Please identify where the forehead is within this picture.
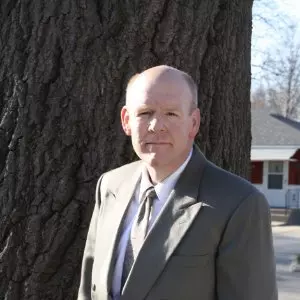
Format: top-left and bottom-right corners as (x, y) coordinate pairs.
(127, 73), (191, 107)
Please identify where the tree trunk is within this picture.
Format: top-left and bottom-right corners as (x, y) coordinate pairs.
(0, 0), (253, 299)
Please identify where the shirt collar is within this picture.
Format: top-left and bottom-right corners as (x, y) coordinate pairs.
(139, 148), (193, 202)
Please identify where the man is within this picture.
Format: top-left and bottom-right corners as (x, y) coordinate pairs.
(78, 65), (277, 300)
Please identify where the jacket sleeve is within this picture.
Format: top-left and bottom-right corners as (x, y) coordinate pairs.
(216, 191), (278, 300)
(77, 175), (103, 300)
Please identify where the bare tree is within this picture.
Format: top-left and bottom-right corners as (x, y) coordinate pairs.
(261, 24), (300, 119)
(251, 84), (267, 108)
(0, 0), (253, 299)
(251, 0), (288, 83)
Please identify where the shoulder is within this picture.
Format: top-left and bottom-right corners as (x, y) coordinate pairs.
(104, 160), (142, 179)
(201, 160), (267, 212)
(205, 161), (255, 193)
(97, 160), (142, 190)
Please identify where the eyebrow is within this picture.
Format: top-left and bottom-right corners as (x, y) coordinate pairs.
(136, 106), (180, 112)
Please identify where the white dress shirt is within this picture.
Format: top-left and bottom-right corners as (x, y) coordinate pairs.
(111, 149), (193, 299)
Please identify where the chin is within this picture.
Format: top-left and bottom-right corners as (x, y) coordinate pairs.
(143, 152), (170, 167)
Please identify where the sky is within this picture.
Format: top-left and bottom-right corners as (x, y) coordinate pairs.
(251, 0), (300, 87)
(274, 0), (300, 20)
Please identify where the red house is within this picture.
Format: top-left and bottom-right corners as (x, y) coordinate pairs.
(251, 109), (300, 208)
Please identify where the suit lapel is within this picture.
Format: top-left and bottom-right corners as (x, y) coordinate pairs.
(96, 163), (143, 293)
(122, 149), (207, 300)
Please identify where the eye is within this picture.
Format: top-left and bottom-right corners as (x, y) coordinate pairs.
(138, 111), (152, 116)
(166, 112), (178, 117)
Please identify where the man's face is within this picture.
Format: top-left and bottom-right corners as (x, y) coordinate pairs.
(121, 73), (200, 172)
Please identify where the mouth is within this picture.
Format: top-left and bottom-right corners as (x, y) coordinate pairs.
(145, 142), (170, 145)
(144, 142), (172, 151)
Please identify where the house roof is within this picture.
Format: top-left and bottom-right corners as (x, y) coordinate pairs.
(251, 108), (300, 146)
(251, 148), (298, 161)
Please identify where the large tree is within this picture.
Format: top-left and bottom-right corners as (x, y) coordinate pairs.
(0, 0), (253, 299)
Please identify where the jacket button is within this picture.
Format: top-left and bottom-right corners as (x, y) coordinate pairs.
(92, 284), (96, 291)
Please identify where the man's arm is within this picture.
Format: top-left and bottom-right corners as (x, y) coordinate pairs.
(77, 176), (103, 300)
(216, 191), (278, 300)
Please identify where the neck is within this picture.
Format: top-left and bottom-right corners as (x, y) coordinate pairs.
(146, 166), (175, 184)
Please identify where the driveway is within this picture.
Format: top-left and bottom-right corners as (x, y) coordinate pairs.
(272, 225), (300, 300)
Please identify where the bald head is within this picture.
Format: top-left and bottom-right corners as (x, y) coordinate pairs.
(126, 65), (198, 111)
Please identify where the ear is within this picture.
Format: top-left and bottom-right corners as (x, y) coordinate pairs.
(121, 106), (132, 136)
(189, 108), (201, 139)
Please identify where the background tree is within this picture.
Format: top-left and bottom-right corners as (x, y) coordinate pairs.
(251, 9), (300, 120)
(0, 0), (253, 299)
(261, 24), (300, 119)
(251, 0), (288, 83)
(251, 84), (267, 108)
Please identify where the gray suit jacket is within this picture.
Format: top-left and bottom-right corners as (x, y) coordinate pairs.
(78, 149), (277, 300)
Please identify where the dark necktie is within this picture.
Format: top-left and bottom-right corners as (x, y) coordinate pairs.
(121, 186), (157, 286)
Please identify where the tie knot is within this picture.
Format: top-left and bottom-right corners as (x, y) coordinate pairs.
(143, 186), (157, 202)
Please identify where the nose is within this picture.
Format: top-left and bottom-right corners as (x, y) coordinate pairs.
(148, 115), (166, 132)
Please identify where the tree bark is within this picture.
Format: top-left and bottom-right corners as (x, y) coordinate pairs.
(0, 0), (253, 299)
